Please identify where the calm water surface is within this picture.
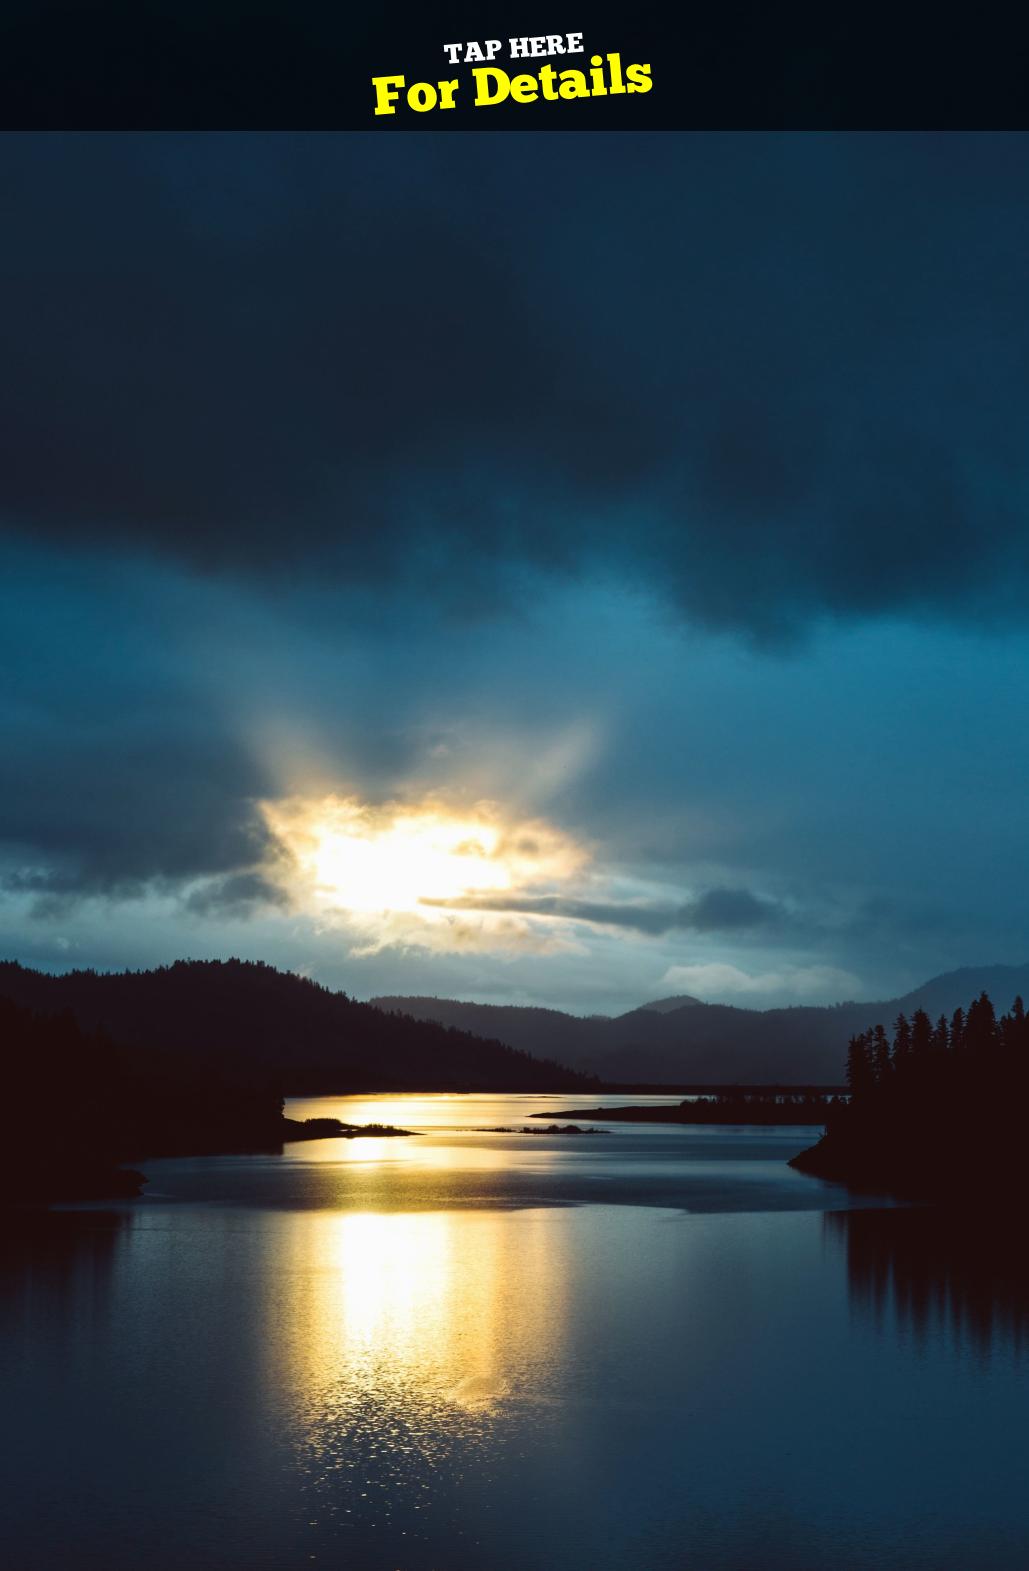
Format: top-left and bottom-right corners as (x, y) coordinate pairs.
(2, 1094), (1027, 1570)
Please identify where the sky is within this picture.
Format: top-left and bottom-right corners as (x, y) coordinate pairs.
(2, 132), (1028, 1015)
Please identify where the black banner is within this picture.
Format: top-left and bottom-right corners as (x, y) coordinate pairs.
(1, 2), (1028, 129)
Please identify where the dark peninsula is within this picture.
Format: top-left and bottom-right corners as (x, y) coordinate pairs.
(531, 1089), (845, 1126)
(0, 959), (593, 1205)
(790, 990), (1029, 1199)
(0, 996), (420, 1204)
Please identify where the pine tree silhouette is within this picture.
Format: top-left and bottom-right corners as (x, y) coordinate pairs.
(792, 988), (1029, 1198)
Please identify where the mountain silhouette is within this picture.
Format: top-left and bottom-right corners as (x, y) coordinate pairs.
(0, 960), (593, 1093)
(373, 963), (1029, 1083)
(637, 994), (704, 1013)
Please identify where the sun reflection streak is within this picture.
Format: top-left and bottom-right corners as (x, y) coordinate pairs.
(267, 1206), (568, 1494)
(328, 1212), (454, 1351)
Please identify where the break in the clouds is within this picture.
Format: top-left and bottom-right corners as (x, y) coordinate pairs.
(3, 133), (1029, 1012)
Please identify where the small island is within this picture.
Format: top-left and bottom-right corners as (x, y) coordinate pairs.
(478, 1124), (609, 1135)
(790, 990), (1029, 1199)
(281, 1117), (414, 1140)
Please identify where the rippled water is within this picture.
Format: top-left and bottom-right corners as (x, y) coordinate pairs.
(2, 1095), (1027, 1570)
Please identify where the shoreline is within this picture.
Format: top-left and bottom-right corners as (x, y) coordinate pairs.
(530, 1101), (838, 1127)
(3, 1117), (416, 1208)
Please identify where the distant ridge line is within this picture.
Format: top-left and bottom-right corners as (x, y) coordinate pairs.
(372, 962), (1029, 1084)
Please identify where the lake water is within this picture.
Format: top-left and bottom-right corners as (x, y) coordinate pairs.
(3, 1093), (1028, 1570)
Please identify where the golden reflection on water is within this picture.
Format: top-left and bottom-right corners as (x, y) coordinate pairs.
(285, 1133), (518, 1175)
(331, 1096), (440, 1130)
(326, 1212), (455, 1357)
(265, 1207), (568, 1526)
(285, 1091), (584, 1131)
(275, 1206), (565, 1409)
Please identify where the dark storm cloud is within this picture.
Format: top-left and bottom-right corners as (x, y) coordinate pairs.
(419, 886), (783, 935)
(3, 135), (1029, 636)
(686, 888), (778, 931)
(0, 727), (275, 908)
(184, 870), (290, 917)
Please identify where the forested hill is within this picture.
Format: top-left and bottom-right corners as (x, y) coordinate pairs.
(371, 997), (610, 1073)
(0, 960), (593, 1092)
(791, 989), (1029, 1197)
(374, 963), (1029, 1084)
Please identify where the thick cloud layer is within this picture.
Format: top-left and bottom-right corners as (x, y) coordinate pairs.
(3, 135), (1029, 638)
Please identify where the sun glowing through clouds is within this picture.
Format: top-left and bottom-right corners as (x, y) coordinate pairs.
(275, 801), (508, 915)
(260, 793), (587, 952)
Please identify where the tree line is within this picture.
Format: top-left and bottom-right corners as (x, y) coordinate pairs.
(792, 989), (1029, 1196)
(845, 991), (1028, 1100)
